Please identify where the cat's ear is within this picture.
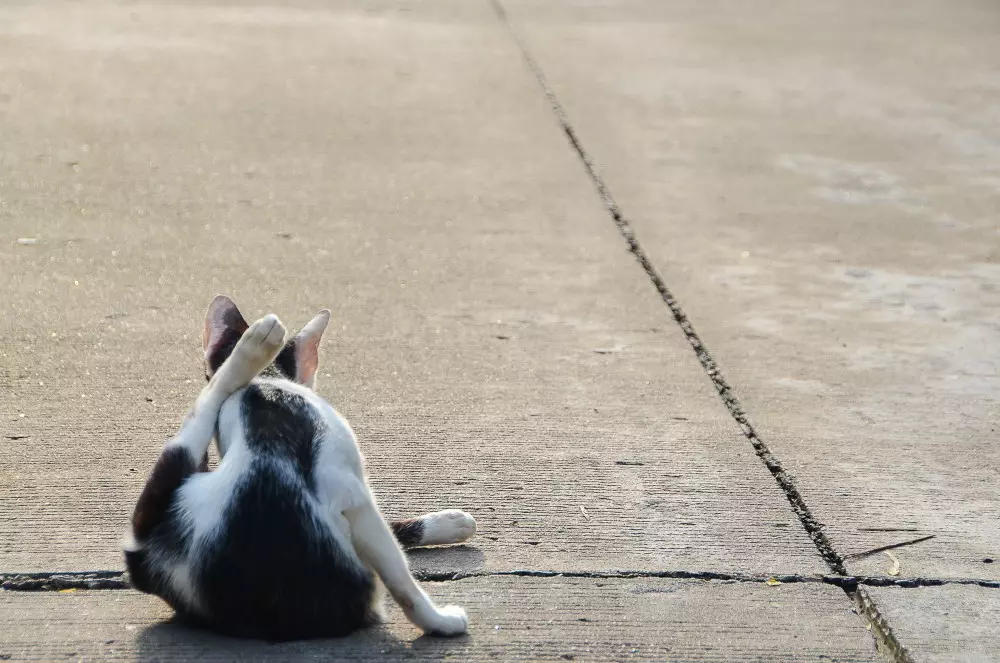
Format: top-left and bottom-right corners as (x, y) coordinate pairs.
(288, 310), (330, 388)
(203, 295), (249, 376)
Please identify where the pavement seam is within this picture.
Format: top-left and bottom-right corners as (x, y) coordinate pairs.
(485, 1), (920, 661)
(852, 587), (916, 663)
(487, 0), (845, 577)
(5, 569), (998, 592)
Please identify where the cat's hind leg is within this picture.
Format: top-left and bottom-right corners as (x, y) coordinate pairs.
(391, 510), (477, 548)
(345, 499), (469, 636)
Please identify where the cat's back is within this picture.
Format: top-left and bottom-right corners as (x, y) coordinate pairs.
(240, 381), (318, 478)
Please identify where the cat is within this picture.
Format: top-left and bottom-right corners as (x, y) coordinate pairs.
(123, 295), (475, 641)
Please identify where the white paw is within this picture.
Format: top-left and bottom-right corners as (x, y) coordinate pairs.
(422, 510), (477, 546)
(421, 604), (469, 637)
(239, 313), (285, 356)
(237, 314), (287, 366)
(213, 314), (286, 391)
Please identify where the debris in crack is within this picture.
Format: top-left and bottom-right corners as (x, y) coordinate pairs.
(1, 571), (129, 591)
(852, 587), (916, 663)
(885, 551), (901, 576)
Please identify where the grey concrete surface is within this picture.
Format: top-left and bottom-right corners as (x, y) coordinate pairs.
(504, 0), (1000, 582)
(0, 1), (826, 577)
(3, 0), (997, 660)
(0, 578), (881, 662)
(866, 585), (1000, 663)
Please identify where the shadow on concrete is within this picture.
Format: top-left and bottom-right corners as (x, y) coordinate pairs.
(133, 546), (483, 660)
(408, 544), (486, 577)
(135, 617), (473, 661)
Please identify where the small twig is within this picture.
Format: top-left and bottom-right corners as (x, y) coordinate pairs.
(843, 535), (936, 560)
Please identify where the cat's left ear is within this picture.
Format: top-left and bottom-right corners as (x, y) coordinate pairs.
(203, 295), (250, 377)
(288, 310), (330, 388)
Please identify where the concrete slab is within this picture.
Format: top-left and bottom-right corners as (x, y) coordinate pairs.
(503, 0), (1000, 579)
(0, 2), (824, 574)
(0, 578), (881, 661)
(866, 585), (1000, 662)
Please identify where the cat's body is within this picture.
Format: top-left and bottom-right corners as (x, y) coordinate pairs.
(124, 297), (474, 640)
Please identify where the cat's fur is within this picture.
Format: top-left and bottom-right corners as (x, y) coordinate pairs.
(123, 296), (475, 640)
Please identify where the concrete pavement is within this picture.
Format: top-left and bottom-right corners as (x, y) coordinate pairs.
(500, 0), (1000, 659)
(1, 1), (997, 661)
(2, 579), (882, 662)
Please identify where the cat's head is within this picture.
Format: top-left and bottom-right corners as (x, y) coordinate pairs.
(202, 294), (330, 389)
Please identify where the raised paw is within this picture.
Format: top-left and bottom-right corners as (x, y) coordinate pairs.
(421, 510), (477, 546)
(237, 314), (287, 365)
(420, 604), (469, 637)
(212, 314), (286, 392)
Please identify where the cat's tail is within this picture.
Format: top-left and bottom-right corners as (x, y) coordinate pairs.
(391, 510), (477, 548)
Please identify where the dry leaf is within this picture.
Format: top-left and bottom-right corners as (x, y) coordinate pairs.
(765, 578), (782, 586)
(885, 550), (901, 576)
(58, 588), (77, 593)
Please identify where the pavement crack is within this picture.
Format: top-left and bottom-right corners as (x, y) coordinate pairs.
(851, 587), (916, 663)
(487, 0), (845, 577)
(852, 576), (1000, 590)
(1, 571), (130, 591)
(5, 569), (997, 592)
(843, 535), (937, 560)
(419, 569), (823, 583)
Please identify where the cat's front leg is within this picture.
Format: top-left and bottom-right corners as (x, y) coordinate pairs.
(209, 313), (287, 396)
(171, 313), (287, 459)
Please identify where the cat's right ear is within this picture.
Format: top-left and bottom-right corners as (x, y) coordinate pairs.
(203, 295), (249, 377)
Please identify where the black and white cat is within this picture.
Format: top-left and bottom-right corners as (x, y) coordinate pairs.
(123, 296), (475, 640)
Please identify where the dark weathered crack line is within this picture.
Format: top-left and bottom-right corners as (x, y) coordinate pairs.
(1, 571), (130, 591)
(4, 569), (998, 592)
(853, 587), (916, 663)
(843, 535), (936, 560)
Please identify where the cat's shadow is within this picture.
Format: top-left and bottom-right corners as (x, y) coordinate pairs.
(135, 619), (473, 662)
(135, 619), (472, 662)
(407, 544), (486, 577)
(134, 545), (484, 661)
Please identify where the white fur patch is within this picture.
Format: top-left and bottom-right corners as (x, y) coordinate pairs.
(161, 559), (202, 615)
(177, 441), (250, 549)
(420, 510), (477, 546)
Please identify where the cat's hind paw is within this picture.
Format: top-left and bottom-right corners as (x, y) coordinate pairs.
(421, 510), (477, 546)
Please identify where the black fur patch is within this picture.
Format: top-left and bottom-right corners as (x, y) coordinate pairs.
(273, 339), (298, 380)
(391, 518), (426, 548)
(205, 309), (248, 375)
(131, 446), (196, 541)
(127, 446), (200, 606)
(124, 549), (153, 594)
(241, 383), (317, 489)
(196, 460), (377, 640)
